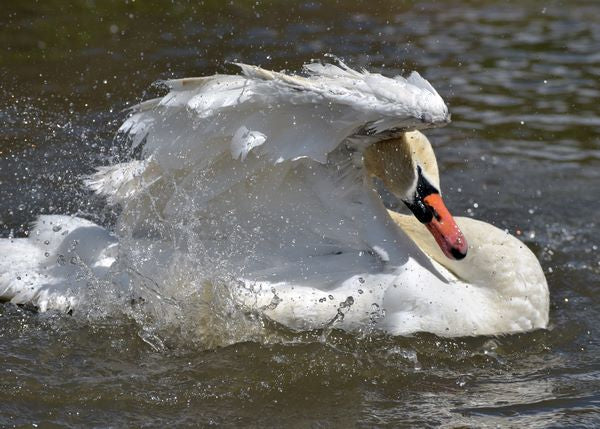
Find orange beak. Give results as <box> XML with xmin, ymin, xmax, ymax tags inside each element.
<box><xmin>422</xmin><ymin>194</ymin><xmax>468</xmax><ymax>260</ymax></box>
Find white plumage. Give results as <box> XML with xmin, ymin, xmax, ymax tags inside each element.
<box><xmin>0</xmin><ymin>216</ymin><xmax>117</xmax><ymax>312</ymax></box>
<box><xmin>118</xmin><ymin>60</ymin><xmax>448</xmax><ymax>169</ymax></box>
<box><xmin>0</xmin><ymin>59</ymin><xmax>548</xmax><ymax>337</ymax></box>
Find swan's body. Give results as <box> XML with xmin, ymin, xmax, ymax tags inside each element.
<box><xmin>0</xmin><ymin>60</ymin><xmax>549</xmax><ymax>336</ymax></box>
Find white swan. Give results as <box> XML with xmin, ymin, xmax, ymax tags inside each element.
<box><xmin>0</xmin><ymin>59</ymin><xmax>549</xmax><ymax>336</ymax></box>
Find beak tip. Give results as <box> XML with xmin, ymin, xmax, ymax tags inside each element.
<box><xmin>450</xmin><ymin>246</ymin><xmax>467</xmax><ymax>260</ymax></box>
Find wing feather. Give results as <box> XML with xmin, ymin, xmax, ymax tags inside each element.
<box><xmin>90</xmin><ymin>59</ymin><xmax>449</xmax><ymax>206</ymax></box>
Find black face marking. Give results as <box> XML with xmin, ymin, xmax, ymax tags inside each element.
<box><xmin>402</xmin><ymin>166</ymin><xmax>440</xmax><ymax>224</ymax></box>
<box><xmin>414</xmin><ymin>166</ymin><xmax>439</xmax><ymax>199</ymax></box>
<box><xmin>404</xmin><ymin>197</ymin><xmax>433</xmax><ymax>223</ymax></box>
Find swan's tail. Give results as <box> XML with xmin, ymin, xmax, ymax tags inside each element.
<box><xmin>0</xmin><ymin>215</ymin><xmax>118</xmax><ymax>312</ymax></box>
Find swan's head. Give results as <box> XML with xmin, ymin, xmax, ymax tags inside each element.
<box><xmin>364</xmin><ymin>131</ymin><xmax>468</xmax><ymax>260</ymax></box>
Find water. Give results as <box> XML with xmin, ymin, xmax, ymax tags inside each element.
<box><xmin>1</xmin><ymin>0</ymin><xmax>599</xmax><ymax>426</ymax></box>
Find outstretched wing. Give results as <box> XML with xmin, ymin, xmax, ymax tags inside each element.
<box><xmin>93</xmin><ymin>59</ymin><xmax>448</xmax><ymax>203</ymax></box>
<box><xmin>126</xmin><ymin>59</ymin><xmax>447</xmax><ymax>165</ymax></box>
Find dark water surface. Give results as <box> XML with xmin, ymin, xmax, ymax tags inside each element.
<box><xmin>1</xmin><ymin>1</ymin><xmax>600</xmax><ymax>426</ymax></box>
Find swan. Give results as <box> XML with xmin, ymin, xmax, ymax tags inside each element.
<box><xmin>0</xmin><ymin>59</ymin><xmax>549</xmax><ymax>336</ymax></box>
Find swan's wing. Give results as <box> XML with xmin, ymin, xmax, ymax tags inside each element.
<box><xmin>92</xmin><ymin>60</ymin><xmax>448</xmax><ymax>202</ymax></box>
<box><xmin>126</xmin><ymin>60</ymin><xmax>449</xmax><ymax>165</ymax></box>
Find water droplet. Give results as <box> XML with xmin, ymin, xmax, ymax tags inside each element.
<box><xmin>70</xmin><ymin>240</ymin><xmax>79</xmax><ymax>251</ymax></box>
<box><xmin>340</xmin><ymin>296</ymin><xmax>354</xmax><ymax>308</ymax></box>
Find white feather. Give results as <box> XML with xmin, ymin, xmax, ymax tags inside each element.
<box><xmin>91</xmin><ymin>59</ymin><xmax>449</xmax><ymax>204</ymax></box>
<box><xmin>84</xmin><ymin>158</ymin><xmax>159</xmax><ymax>204</ymax></box>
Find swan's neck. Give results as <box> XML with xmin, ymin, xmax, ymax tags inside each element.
<box><xmin>389</xmin><ymin>210</ymin><xmax>549</xmax><ymax>334</ymax></box>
